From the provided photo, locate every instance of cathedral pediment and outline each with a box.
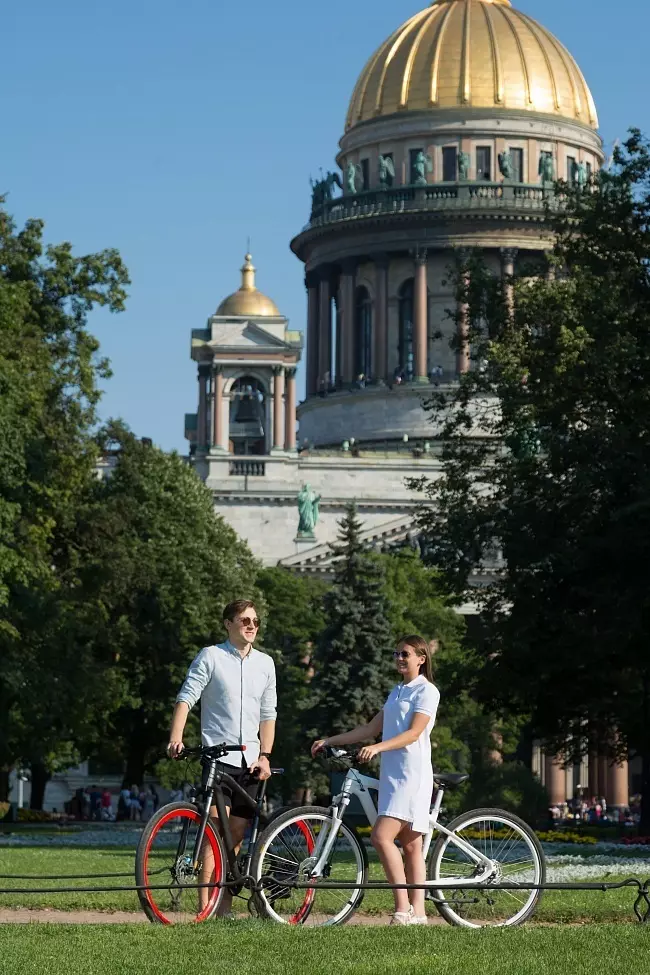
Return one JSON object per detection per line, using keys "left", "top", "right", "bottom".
{"left": 209, "top": 319, "right": 292, "bottom": 350}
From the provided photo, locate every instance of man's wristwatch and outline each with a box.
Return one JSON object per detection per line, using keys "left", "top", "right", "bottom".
{"left": 259, "top": 752, "right": 272, "bottom": 761}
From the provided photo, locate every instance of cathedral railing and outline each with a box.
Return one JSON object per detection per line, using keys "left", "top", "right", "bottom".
{"left": 229, "top": 459, "right": 266, "bottom": 477}
{"left": 306, "top": 182, "right": 555, "bottom": 229}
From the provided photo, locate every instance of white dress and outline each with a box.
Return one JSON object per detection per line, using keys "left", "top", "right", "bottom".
{"left": 377, "top": 675, "right": 440, "bottom": 834}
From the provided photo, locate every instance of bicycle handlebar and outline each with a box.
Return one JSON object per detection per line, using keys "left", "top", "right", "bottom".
{"left": 172, "top": 743, "right": 246, "bottom": 760}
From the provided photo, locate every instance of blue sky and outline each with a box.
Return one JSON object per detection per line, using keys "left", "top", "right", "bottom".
{"left": 1, "top": 0, "right": 647, "bottom": 451}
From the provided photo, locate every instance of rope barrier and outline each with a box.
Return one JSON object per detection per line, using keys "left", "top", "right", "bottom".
{"left": 0, "top": 872, "right": 648, "bottom": 921}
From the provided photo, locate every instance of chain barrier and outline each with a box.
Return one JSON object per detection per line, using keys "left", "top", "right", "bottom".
{"left": 0, "top": 871, "right": 648, "bottom": 921}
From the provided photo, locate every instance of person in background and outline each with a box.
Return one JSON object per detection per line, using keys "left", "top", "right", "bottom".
{"left": 101, "top": 788, "right": 114, "bottom": 822}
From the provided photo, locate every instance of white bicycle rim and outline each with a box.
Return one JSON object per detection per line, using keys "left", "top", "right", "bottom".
{"left": 254, "top": 813, "right": 366, "bottom": 927}
{"left": 429, "top": 812, "right": 543, "bottom": 928}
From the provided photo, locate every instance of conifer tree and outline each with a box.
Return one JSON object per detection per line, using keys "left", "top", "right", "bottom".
{"left": 312, "top": 503, "right": 394, "bottom": 737}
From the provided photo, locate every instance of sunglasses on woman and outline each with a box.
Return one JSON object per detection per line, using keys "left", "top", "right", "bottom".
{"left": 393, "top": 650, "right": 416, "bottom": 660}
{"left": 238, "top": 616, "right": 261, "bottom": 628}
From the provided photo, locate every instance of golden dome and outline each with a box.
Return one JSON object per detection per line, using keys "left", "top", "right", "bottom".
{"left": 346, "top": 0, "right": 598, "bottom": 131}
{"left": 216, "top": 253, "right": 281, "bottom": 317}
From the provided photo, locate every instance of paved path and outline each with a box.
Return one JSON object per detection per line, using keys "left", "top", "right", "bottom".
{"left": 0, "top": 909, "right": 447, "bottom": 926}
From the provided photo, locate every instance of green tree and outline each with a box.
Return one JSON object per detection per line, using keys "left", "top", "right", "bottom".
{"left": 311, "top": 504, "right": 393, "bottom": 739}
{"left": 379, "top": 548, "right": 465, "bottom": 650}
{"left": 414, "top": 130, "right": 650, "bottom": 830}
{"left": 80, "top": 422, "right": 261, "bottom": 786}
{"left": 0, "top": 201, "right": 129, "bottom": 803}
{"left": 256, "top": 567, "right": 326, "bottom": 800}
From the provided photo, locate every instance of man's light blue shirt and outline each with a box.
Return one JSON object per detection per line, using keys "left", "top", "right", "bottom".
{"left": 176, "top": 640, "right": 277, "bottom": 767}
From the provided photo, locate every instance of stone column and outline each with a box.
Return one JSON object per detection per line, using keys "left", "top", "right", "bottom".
{"left": 212, "top": 366, "right": 226, "bottom": 451}
{"left": 501, "top": 247, "right": 518, "bottom": 319}
{"left": 374, "top": 256, "right": 389, "bottom": 382}
{"left": 607, "top": 759, "right": 629, "bottom": 812}
{"left": 545, "top": 753, "right": 566, "bottom": 806}
{"left": 456, "top": 266, "right": 470, "bottom": 376}
{"left": 197, "top": 364, "right": 210, "bottom": 450}
{"left": 272, "top": 366, "right": 285, "bottom": 452}
{"left": 318, "top": 270, "right": 332, "bottom": 389}
{"left": 284, "top": 368, "right": 297, "bottom": 451}
{"left": 597, "top": 754, "right": 609, "bottom": 797}
{"left": 414, "top": 247, "right": 428, "bottom": 382}
{"left": 340, "top": 259, "right": 356, "bottom": 385}
{"left": 306, "top": 274, "right": 319, "bottom": 397}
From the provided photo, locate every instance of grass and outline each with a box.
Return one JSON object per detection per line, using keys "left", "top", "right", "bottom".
{"left": 0, "top": 923, "right": 648, "bottom": 975}
{"left": 0, "top": 847, "right": 646, "bottom": 924}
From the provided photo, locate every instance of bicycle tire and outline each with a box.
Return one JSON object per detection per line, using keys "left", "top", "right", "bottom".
{"left": 135, "top": 802, "right": 226, "bottom": 924}
{"left": 427, "top": 806, "right": 545, "bottom": 928}
{"left": 251, "top": 805, "right": 368, "bottom": 927}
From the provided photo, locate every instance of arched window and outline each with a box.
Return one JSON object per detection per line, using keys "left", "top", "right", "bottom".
{"left": 354, "top": 287, "right": 372, "bottom": 380}
{"left": 398, "top": 279, "right": 415, "bottom": 382}
{"left": 229, "top": 377, "right": 266, "bottom": 455}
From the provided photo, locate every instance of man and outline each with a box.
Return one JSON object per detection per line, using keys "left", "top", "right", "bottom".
{"left": 168, "top": 599, "right": 277, "bottom": 915}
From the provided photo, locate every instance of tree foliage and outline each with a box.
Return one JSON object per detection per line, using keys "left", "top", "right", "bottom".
{"left": 413, "top": 130, "right": 650, "bottom": 828}
{"left": 82, "top": 422, "right": 261, "bottom": 787}
{"left": 256, "top": 566, "right": 327, "bottom": 800}
{"left": 311, "top": 504, "right": 394, "bottom": 738}
{"left": 0, "top": 201, "right": 130, "bottom": 802}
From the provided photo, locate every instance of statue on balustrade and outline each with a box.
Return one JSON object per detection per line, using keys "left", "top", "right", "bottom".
{"left": 574, "top": 161, "right": 588, "bottom": 189}
{"left": 498, "top": 150, "right": 514, "bottom": 180}
{"left": 297, "top": 483, "right": 321, "bottom": 538}
{"left": 378, "top": 154, "right": 395, "bottom": 189}
{"left": 538, "top": 152, "right": 555, "bottom": 184}
{"left": 413, "top": 150, "right": 433, "bottom": 186}
{"left": 310, "top": 171, "right": 342, "bottom": 215}
{"left": 458, "top": 151, "right": 471, "bottom": 181}
{"left": 346, "top": 162, "right": 363, "bottom": 194}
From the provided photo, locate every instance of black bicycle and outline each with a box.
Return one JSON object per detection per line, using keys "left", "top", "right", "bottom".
{"left": 135, "top": 743, "right": 312, "bottom": 924}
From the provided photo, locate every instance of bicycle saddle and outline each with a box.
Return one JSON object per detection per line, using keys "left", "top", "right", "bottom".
{"left": 433, "top": 772, "right": 469, "bottom": 788}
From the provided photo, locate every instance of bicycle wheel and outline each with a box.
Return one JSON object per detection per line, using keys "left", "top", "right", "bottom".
{"left": 136, "top": 802, "right": 226, "bottom": 924}
{"left": 251, "top": 805, "right": 368, "bottom": 927}
{"left": 427, "top": 807, "right": 545, "bottom": 928}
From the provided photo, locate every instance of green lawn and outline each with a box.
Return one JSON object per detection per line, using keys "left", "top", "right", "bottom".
{"left": 0, "top": 923, "right": 648, "bottom": 975}
{"left": 0, "top": 847, "right": 645, "bottom": 924}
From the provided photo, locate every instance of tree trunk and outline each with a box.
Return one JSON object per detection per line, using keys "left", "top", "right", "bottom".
{"left": 29, "top": 762, "right": 51, "bottom": 811}
{"left": 639, "top": 750, "right": 650, "bottom": 836}
{"left": 124, "top": 711, "right": 147, "bottom": 788}
{"left": 0, "top": 769, "right": 9, "bottom": 803}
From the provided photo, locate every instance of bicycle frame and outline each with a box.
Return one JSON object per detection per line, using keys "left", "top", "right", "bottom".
{"left": 186, "top": 761, "right": 268, "bottom": 883}
{"left": 311, "top": 766, "right": 496, "bottom": 888}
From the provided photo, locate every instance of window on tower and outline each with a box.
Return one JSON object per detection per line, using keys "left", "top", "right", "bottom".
{"left": 360, "top": 158, "right": 370, "bottom": 191}
{"left": 229, "top": 377, "right": 267, "bottom": 455}
{"left": 442, "top": 147, "right": 457, "bottom": 182}
{"left": 476, "top": 147, "right": 492, "bottom": 181}
{"left": 509, "top": 148, "right": 523, "bottom": 183}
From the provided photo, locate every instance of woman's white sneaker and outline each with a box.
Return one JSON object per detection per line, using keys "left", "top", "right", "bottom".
{"left": 410, "top": 914, "right": 428, "bottom": 925}
{"left": 389, "top": 907, "right": 414, "bottom": 926}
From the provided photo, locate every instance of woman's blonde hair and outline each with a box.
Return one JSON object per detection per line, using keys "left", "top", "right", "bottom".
{"left": 399, "top": 635, "right": 434, "bottom": 683}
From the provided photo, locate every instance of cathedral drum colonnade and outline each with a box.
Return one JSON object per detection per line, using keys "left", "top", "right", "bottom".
{"left": 186, "top": 0, "right": 632, "bottom": 808}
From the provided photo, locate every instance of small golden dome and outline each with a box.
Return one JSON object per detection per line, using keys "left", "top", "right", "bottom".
{"left": 216, "top": 254, "right": 281, "bottom": 317}
{"left": 346, "top": 0, "right": 598, "bottom": 130}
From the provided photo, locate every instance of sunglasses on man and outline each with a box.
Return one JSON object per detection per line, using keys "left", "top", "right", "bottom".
{"left": 237, "top": 616, "right": 261, "bottom": 628}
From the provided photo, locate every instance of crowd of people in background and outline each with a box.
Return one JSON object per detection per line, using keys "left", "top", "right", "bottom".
{"left": 549, "top": 793, "right": 641, "bottom": 827}
{"left": 69, "top": 783, "right": 160, "bottom": 822}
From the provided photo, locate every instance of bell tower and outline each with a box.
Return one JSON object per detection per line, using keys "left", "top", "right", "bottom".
{"left": 185, "top": 253, "right": 302, "bottom": 463}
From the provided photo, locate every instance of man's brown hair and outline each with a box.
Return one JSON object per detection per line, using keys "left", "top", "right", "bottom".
{"left": 223, "top": 599, "right": 257, "bottom": 623}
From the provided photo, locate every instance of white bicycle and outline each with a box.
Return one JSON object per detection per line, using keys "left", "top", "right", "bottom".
{"left": 251, "top": 748, "right": 546, "bottom": 928}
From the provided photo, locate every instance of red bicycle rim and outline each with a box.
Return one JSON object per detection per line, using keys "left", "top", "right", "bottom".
{"left": 289, "top": 819, "right": 316, "bottom": 925}
{"left": 143, "top": 808, "right": 223, "bottom": 924}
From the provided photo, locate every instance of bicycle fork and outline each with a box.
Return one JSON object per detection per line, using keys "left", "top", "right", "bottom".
{"left": 309, "top": 792, "right": 352, "bottom": 878}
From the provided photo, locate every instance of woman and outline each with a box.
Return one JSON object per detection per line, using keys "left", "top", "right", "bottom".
{"left": 312, "top": 635, "right": 440, "bottom": 926}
